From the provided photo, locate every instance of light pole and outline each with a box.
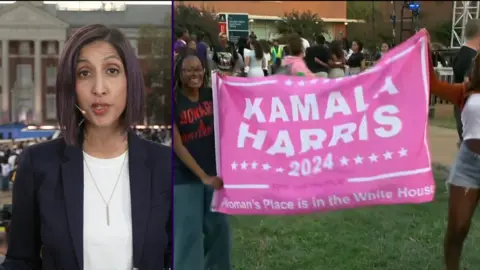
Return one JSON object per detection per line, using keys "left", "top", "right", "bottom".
{"left": 390, "top": 1, "right": 396, "bottom": 46}
{"left": 372, "top": 1, "right": 376, "bottom": 38}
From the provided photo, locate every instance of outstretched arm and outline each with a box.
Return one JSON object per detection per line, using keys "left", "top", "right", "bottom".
{"left": 428, "top": 48, "right": 466, "bottom": 107}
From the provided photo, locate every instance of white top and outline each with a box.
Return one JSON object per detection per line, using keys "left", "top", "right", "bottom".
{"left": 301, "top": 38, "right": 310, "bottom": 53}
{"left": 462, "top": 94, "right": 480, "bottom": 140}
{"left": 83, "top": 151, "right": 133, "bottom": 270}
{"left": 1, "top": 163, "right": 11, "bottom": 177}
{"left": 263, "top": 53, "right": 271, "bottom": 70}
{"left": 244, "top": 49, "right": 264, "bottom": 77}
{"left": 8, "top": 155, "right": 16, "bottom": 167}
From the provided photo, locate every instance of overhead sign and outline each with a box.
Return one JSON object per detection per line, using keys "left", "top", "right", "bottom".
{"left": 217, "top": 13, "right": 249, "bottom": 43}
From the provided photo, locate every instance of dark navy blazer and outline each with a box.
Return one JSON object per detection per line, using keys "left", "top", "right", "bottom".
{"left": 1, "top": 132, "right": 172, "bottom": 270}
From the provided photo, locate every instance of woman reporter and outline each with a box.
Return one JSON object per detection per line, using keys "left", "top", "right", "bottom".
{"left": 1, "top": 24, "right": 171, "bottom": 270}
{"left": 173, "top": 50, "right": 231, "bottom": 270}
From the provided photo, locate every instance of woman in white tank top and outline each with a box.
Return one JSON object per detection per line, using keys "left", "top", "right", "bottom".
{"left": 244, "top": 39, "right": 265, "bottom": 78}
{"left": 429, "top": 51, "right": 480, "bottom": 269}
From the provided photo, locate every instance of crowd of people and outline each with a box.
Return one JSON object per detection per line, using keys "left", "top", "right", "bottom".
{"left": 172, "top": 20, "right": 480, "bottom": 269}
{"left": 135, "top": 127, "right": 172, "bottom": 146}
{"left": 0, "top": 127, "right": 171, "bottom": 196}
{"left": 172, "top": 28, "right": 397, "bottom": 270}
{"left": 174, "top": 28, "right": 393, "bottom": 79}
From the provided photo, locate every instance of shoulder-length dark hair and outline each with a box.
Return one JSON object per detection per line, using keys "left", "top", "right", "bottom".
{"left": 353, "top": 40, "right": 364, "bottom": 52}
{"left": 56, "top": 24, "right": 145, "bottom": 146}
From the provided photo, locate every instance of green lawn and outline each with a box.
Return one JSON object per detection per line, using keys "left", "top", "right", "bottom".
{"left": 428, "top": 105, "right": 457, "bottom": 130}
{"left": 429, "top": 115, "right": 457, "bottom": 130}
{"left": 231, "top": 164, "right": 480, "bottom": 270}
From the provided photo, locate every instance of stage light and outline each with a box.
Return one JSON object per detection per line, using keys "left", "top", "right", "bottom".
{"left": 408, "top": 2, "right": 420, "bottom": 15}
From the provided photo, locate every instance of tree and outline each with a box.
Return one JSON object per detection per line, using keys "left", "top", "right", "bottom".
{"left": 428, "top": 21, "right": 452, "bottom": 47}
{"left": 275, "top": 10, "right": 325, "bottom": 42}
{"left": 347, "top": 1, "right": 383, "bottom": 22}
{"left": 174, "top": 4, "right": 219, "bottom": 46}
{"left": 347, "top": 1, "right": 387, "bottom": 51}
{"left": 139, "top": 23, "right": 171, "bottom": 125}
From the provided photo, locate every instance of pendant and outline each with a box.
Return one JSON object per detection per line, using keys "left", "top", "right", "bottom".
{"left": 106, "top": 205, "right": 110, "bottom": 226}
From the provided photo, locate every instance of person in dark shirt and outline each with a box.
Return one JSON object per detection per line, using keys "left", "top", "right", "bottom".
{"left": 173, "top": 51, "right": 231, "bottom": 270}
{"left": 347, "top": 40, "right": 366, "bottom": 75}
{"left": 452, "top": 20, "right": 480, "bottom": 146}
{"left": 212, "top": 32, "right": 239, "bottom": 76}
{"left": 305, "top": 35, "right": 331, "bottom": 78}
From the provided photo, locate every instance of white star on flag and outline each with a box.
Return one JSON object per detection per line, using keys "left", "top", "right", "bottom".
{"left": 275, "top": 168, "right": 284, "bottom": 173}
{"left": 368, "top": 153, "right": 378, "bottom": 163}
{"left": 285, "top": 80, "right": 293, "bottom": 86}
{"left": 231, "top": 161, "right": 238, "bottom": 170}
{"left": 240, "top": 161, "right": 249, "bottom": 170}
{"left": 383, "top": 151, "right": 393, "bottom": 160}
{"left": 323, "top": 79, "right": 330, "bottom": 83}
{"left": 354, "top": 155, "right": 363, "bottom": 164}
{"left": 298, "top": 80, "right": 305, "bottom": 86}
{"left": 398, "top": 148, "right": 408, "bottom": 157}
{"left": 309, "top": 79, "right": 318, "bottom": 84}
{"left": 340, "top": 156, "right": 349, "bottom": 166}
{"left": 262, "top": 163, "right": 272, "bottom": 171}
{"left": 251, "top": 161, "right": 258, "bottom": 169}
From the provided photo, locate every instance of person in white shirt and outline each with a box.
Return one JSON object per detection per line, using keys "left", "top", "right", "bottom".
{"left": 0, "top": 157, "right": 10, "bottom": 191}
{"left": 244, "top": 39, "right": 265, "bottom": 78}
{"left": 297, "top": 31, "right": 310, "bottom": 53}
{"left": 3, "top": 24, "right": 172, "bottom": 270}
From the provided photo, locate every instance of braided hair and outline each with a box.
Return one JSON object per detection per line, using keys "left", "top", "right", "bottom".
{"left": 173, "top": 48, "right": 208, "bottom": 102}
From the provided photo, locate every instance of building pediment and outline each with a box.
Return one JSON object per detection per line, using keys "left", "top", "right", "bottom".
{"left": 0, "top": 2, "right": 69, "bottom": 28}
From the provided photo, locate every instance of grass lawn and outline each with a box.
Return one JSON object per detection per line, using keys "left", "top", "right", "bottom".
{"left": 231, "top": 164, "right": 480, "bottom": 270}
{"left": 428, "top": 104, "right": 457, "bottom": 130}
{"left": 429, "top": 116, "right": 457, "bottom": 130}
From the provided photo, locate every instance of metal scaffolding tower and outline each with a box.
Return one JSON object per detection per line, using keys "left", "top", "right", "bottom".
{"left": 451, "top": 1, "right": 480, "bottom": 48}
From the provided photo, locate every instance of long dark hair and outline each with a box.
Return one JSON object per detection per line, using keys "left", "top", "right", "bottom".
{"left": 173, "top": 49, "right": 208, "bottom": 101}
{"left": 250, "top": 39, "right": 264, "bottom": 60}
{"left": 330, "top": 40, "right": 344, "bottom": 59}
{"left": 237, "top": 37, "right": 247, "bottom": 59}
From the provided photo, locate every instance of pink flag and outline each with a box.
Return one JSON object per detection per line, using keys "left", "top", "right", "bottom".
{"left": 211, "top": 30, "right": 434, "bottom": 215}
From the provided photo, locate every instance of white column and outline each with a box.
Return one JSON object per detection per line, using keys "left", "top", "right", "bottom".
{"left": 34, "top": 40, "right": 42, "bottom": 124}
{"left": 58, "top": 40, "right": 65, "bottom": 56}
{"left": 2, "top": 40, "right": 9, "bottom": 122}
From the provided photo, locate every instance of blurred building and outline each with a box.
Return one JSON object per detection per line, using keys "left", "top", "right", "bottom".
{"left": 0, "top": 1, "right": 170, "bottom": 124}
{"left": 177, "top": 1, "right": 360, "bottom": 42}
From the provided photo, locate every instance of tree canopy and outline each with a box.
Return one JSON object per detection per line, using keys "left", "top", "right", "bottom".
{"left": 275, "top": 10, "right": 325, "bottom": 42}
{"left": 139, "top": 24, "right": 171, "bottom": 125}
{"left": 174, "top": 4, "right": 219, "bottom": 45}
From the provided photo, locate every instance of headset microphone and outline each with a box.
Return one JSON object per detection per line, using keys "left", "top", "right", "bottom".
{"left": 75, "top": 104, "right": 86, "bottom": 115}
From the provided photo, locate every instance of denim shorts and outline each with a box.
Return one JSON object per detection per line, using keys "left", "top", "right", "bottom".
{"left": 447, "top": 143, "right": 480, "bottom": 188}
